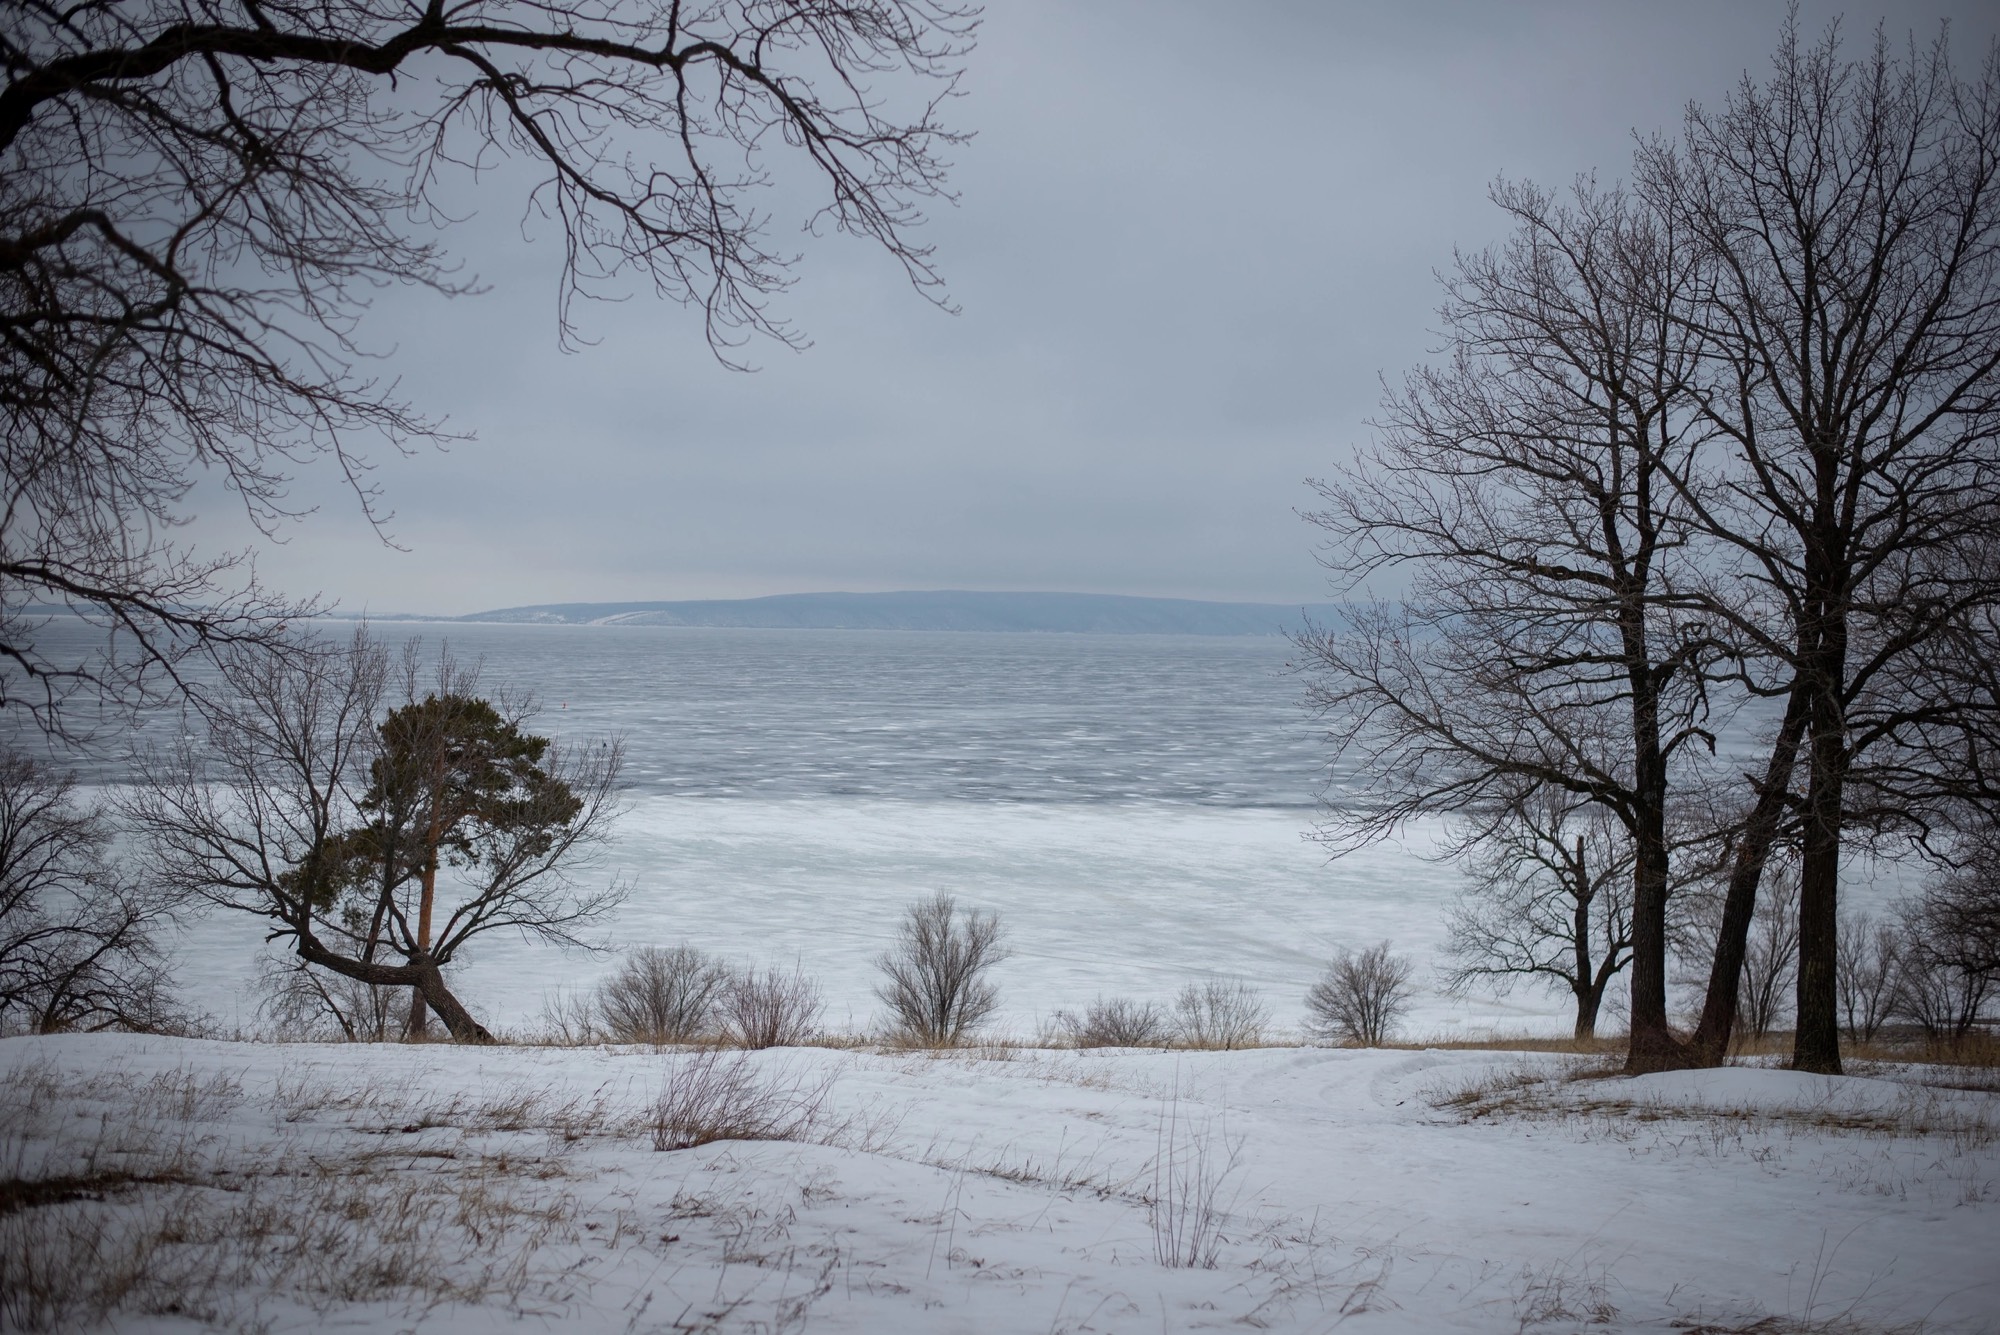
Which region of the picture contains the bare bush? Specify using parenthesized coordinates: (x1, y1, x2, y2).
(1053, 996, 1171, 1048)
(1171, 979, 1270, 1051)
(875, 893, 1008, 1047)
(650, 1050, 836, 1152)
(721, 964, 825, 1050)
(1306, 943, 1416, 1047)
(598, 945, 731, 1045)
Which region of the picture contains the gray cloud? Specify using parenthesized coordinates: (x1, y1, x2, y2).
(186, 0, 2000, 615)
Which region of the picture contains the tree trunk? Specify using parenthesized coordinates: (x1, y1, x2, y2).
(1571, 840, 1600, 1040)
(413, 963, 494, 1045)
(1792, 682, 1847, 1074)
(1686, 684, 1809, 1065)
(293, 933, 493, 1045)
(408, 848, 440, 1039)
(1622, 605, 1692, 1073)
(1574, 981, 1603, 1040)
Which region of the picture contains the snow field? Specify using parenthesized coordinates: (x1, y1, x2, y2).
(3, 1035, 1996, 1333)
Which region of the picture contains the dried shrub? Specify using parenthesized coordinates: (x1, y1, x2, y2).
(1053, 996, 1171, 1048)
(649, 1049, 835, 1151)
(875, 892, 1008, 1047)
(1171, 979, 1270, 1051)
(1306, 943, 1416, 1047)
(721, 963, 825, 1050)
(597, 945, 730, 1044)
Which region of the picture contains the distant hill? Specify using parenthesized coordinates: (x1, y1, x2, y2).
(456, 591, 1337, 636)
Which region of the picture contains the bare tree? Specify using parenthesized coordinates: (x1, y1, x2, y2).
(1441, 790, 1635, 1039)
(875, 891, 1006, 1046)
(1891, 899, 1993, 1048)
(122, 628, 625, 1043)
(0, 749, 183, 1033)
(599, 944, 732, 1044)
(1736, 872, 1800, 1041)
(1881, 845, 2000, 1048)
(1170, 978, 1270, 1050)
(1639, 18, 2000, 1073)
(1836, 912, 1903, 1044)
(1305, 943, 1416, 1047)
(1299, 176, 1725, 1072)
(1911, 829, 2000, 981)
(0, 1, 974, 738)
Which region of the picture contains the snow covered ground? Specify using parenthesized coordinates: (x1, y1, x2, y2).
(4, 1034, 1996, 1333)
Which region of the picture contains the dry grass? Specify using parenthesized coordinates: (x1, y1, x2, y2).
(0, 1154, 593, 1331)
(1147, 1082, 1244, 1269)
(1426, 1055, 2000, 1187)
(1717, 1029, 2000, 1068)
(649, 1049, 837, 1151)
(1386, 1030, 1628, 1056)
(0, 1060, 629, 1332)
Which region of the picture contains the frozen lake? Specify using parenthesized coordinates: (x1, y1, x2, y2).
(26, 620, 1919, 1038)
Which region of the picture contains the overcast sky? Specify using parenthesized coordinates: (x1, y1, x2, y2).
(193, 0, 2000, 616)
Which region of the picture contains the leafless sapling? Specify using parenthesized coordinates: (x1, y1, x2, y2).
(1305, 943, 1416, 1047)
(1170, 979, 1270, 1051)
(1836, 912, 1904, 1045)
(875, 892, 1007, 1046)
(1736, 872, 1800, 1042)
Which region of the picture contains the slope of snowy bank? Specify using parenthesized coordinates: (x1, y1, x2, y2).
(4, 1035, 1995, 1333)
